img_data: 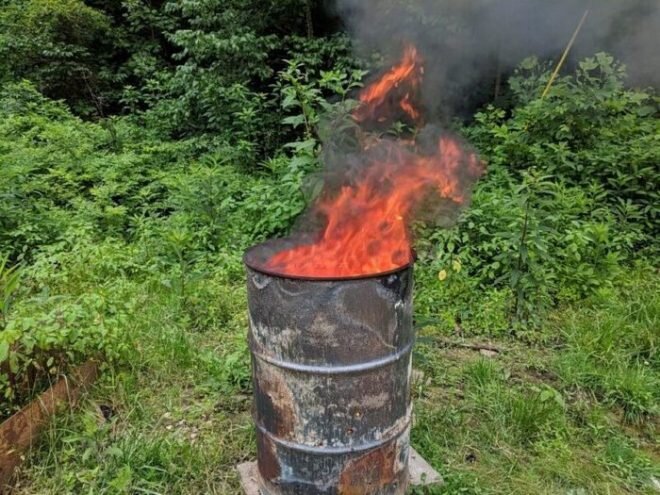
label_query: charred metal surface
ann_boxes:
[245,246,414,495]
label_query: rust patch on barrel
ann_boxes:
[338,442,398,494]
[257,432,281,482]
[255,363,296,439]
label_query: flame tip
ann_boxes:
[266,43,483,278]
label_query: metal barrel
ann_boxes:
[244,245,414,495]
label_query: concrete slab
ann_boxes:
[409,447,444,486]
[236,460,260,495]
[237,447,443,493]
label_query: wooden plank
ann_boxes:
[0,360,99,492]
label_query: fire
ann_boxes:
[264,44,484,278]
[353,43,423,125]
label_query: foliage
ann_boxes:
[553,263,659,423]
[467,53,659,247]
[243,61,364,238]
[0,69,358,414]
[0,0,115,115]
[0,81,201,261]
[0,0,356,129]
[417,55,657,330]
[129,0,358,157]
[0,5,658,488]
[416,166,626,331]
[0,234,139,417]
[0,254,21,330]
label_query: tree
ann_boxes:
[0,0,115,115]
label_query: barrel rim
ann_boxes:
[243,242,414,281]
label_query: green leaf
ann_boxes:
[109,465,132,491]
[520,57,538,70]
[579,58,598,71]
[281,115,305,127]
[0,340,8,363]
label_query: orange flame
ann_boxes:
[353,43,424,125]
[264,44,484,278]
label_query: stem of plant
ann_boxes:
[513,197,531,323]
[541,9,590,99]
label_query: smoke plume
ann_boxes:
[334,0,660,114]
[250,0,658,278]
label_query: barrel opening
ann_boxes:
[244,240,412,281]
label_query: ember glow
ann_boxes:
[263,44,484,278]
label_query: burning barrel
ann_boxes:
[245,245,414,494]
[241,41,483,494]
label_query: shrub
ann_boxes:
[0,82,199,261]
[467,53,659,248]
[416,54,657,330]
[135,0,358,155]
[0,0,115,114]
[0,235,141,418]
[416,167,626,330]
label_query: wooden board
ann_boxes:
[0,360,99,492]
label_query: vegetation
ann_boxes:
[0,0,658,493]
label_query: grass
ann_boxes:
[13,269,660,494]
[14,279,254,495]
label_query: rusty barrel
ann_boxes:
[244,245,414,495]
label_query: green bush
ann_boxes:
[0,82,200,261]
[0,77,328,415]
[0,234,141,418]
[416,168,626,331]
[0,0,115,114]
[416,54,658,330]
[467,54,659,247]
[132,0,358,155]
